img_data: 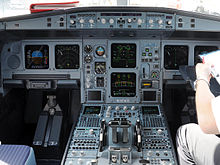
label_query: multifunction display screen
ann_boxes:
[84,106,101,115]
[55,45,80,69]
[111,43,136,68]
[111,72,136,97]
[142,106,159,115]
[25,45,49,69]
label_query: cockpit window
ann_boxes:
[0,0,220,18]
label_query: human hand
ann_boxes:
[196,63,212,82]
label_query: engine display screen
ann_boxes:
[84,106,101,115]
[111,72,136,97]
[55,45,80,69]
[111,43,136,68]
[194,46,218,65]
[25,45,49,69]
[142,106,159,115]
[164,45,188,70]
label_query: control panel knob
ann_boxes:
[107,106,112,111]
[137,18,143,24]
[78,159,83,164]
[167,20,172,25]
[69,161,73,165]
[79,19,85,24]
[101,18,106,24]
[131,106,136,111]
[80,151,85,156]
[89,129,94,135]
[127,18,132,23]
[157,129,163,135]
[158,19,163,24]
[70,19,76,25]
[72,150,77,156]
[115,106,120,111]
[149,19,154,24]
[89,19,94,24]
[147,150,153,156]
[123,106,128,111]
[109,18,114,24]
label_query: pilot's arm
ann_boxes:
[195,63,219,134]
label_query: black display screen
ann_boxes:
[143,91,157,101]
[142,106,159,115]
[84,106,101,115]
[88,91,102,101]
[194,46,218,65]
[25,45,49,69]
[111,72,136,97]
[111,43,136,68]
[164,45,188,70]
[55,45,80,69]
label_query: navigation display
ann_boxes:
[25,45,49,69]
[111,43,136,68]
[111,72,136,97]
[164,45,188,70]
[55,45,80,69]
[84,106,101,115]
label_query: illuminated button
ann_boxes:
[148,53,152,56]
[89,19,94,24]
[142,52,146,56]
[101,18,106,24]
[149,19,154,24]
[109,18,114,24]
[145,48,149,52]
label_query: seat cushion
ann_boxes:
[0,145,36,165]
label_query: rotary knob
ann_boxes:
[107,106,112,111]
[115,106,120,111]
[137,18,143,24]
[89,129,94,135]
[131,106,136,111]
[158,19,163,24]
[109,18,114,24]
[123,106,128,111]
[149,19,154,24]
[127,18,132,23]
[79,18,85,24]
[70,19,76,25]
[167,20,172,25]
[89,19,94,24]
[101,18,106,24]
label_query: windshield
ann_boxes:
[0,0,220,18]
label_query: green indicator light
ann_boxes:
[142,52,146,56]
[145,48,149,52]
[148,53,152,56]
